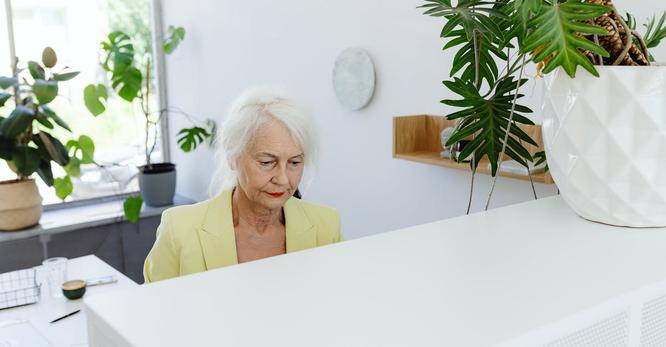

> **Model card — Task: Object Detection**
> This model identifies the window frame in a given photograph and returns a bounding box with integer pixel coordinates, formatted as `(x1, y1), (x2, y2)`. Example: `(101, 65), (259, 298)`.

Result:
(2, 0), (172, 211)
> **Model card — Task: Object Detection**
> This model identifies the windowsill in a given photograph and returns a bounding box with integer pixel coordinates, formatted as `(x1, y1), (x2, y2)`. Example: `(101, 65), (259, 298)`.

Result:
(0, 195), (195, 243)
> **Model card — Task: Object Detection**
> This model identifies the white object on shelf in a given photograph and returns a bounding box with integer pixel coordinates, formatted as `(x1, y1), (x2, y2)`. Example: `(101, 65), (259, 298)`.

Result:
(488, 159), (546, 175)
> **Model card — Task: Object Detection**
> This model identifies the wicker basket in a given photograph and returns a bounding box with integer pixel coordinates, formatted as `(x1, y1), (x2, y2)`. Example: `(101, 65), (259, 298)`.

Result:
(0, 179), (43, 231)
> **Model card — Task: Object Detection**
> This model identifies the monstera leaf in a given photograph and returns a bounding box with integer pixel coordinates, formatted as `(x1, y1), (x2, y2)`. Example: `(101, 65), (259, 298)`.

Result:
(177, 127), (211, 152)
(522, 0), (610, 77)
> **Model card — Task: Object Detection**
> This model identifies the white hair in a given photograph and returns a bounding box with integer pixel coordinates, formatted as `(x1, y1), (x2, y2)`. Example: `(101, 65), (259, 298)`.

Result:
(209, 88), (319, 197)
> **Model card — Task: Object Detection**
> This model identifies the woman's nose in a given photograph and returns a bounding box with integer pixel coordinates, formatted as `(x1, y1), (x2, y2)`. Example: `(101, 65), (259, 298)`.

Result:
(272, 164), (289, 185)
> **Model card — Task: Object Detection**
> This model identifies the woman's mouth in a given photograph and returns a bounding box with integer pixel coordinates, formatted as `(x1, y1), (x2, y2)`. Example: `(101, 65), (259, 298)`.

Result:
(267, 192), (285, 198)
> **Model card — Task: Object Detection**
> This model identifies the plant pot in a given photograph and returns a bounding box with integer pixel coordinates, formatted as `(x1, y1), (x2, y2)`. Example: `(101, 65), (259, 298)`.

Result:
(542, 66), (666, 227)
(0, 179), (43, 231)
(138, 162), (176, 207)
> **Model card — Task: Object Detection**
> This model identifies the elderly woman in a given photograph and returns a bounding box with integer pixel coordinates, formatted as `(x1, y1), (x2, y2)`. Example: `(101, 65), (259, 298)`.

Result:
(143, 89), (343, 283)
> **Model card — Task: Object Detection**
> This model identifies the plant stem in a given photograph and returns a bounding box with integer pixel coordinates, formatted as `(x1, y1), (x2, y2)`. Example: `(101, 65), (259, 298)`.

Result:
(485, 55), (527, 211)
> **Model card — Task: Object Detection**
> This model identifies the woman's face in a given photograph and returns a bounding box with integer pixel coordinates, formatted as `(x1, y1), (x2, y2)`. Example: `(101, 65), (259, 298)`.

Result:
(235, 119), (304, 210)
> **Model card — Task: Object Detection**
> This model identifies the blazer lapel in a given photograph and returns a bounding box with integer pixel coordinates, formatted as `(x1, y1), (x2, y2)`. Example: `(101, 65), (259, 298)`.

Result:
(196, 190), (239, 270)
(284, 197), (316, 252)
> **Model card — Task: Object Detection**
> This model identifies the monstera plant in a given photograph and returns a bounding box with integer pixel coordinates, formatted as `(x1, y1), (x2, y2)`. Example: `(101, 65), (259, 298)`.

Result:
(84, 26), (214, 222)
(421, 0), (666, 221)
(0, 47), (96, 230)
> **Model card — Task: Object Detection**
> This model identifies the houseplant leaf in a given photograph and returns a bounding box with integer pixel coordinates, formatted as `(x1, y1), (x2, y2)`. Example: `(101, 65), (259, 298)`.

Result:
(54, 176), (73, 200)
(0, 106), (34, 138)
(177, 126), (211, 152)
(0, 77), (18, 89)
(111, 66), (142, 102)
(0, 92), (11, 106)
(123, 195), (143, 223)
(12, 145), (41, 176)
(36, 160), (54, 186)
(28, 61), (45, 80)
(441, 77), (536, 175)
(163, 26), (186, 54)
(33, 131), (70, 165)
(40, 105), (71, 132)
(83, 84), (108, 116)
(521, 0), (610, 77)
(53, 71), (80, 81)
(33, 79), (59, 104)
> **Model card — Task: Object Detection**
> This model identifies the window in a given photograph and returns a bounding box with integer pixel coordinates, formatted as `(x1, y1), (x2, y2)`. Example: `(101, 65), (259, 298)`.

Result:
(0, 0), (163, 206)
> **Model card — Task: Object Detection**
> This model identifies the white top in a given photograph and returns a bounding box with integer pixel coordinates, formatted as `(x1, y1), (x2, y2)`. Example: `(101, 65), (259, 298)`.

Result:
(0, 255), (136, 346)
(84, 196), (666, 346)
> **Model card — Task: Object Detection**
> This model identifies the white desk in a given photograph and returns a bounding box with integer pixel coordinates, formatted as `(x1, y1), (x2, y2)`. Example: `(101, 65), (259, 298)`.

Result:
(0, 255), (136, 346)
(85, 196), (666, 346)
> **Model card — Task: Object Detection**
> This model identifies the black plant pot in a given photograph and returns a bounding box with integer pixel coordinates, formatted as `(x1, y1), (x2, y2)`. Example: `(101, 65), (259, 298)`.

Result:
(138, 162), (176, 207)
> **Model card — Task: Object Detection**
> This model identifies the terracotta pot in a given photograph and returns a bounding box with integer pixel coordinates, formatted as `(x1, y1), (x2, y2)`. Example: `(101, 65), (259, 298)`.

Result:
(0, 179), (43, 231)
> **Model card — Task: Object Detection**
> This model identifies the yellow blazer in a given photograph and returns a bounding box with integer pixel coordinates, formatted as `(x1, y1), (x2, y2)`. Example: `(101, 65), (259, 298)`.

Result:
(143, 189), (342, 283)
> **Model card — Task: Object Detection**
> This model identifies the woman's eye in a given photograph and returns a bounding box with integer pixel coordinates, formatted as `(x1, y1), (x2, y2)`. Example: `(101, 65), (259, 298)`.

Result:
(289, 161), (302, 166)
(259, 161), (274, 166)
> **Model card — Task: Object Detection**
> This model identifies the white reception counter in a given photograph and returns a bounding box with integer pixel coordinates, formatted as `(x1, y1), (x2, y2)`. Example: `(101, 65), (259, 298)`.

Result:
(84, 196), (666, 346)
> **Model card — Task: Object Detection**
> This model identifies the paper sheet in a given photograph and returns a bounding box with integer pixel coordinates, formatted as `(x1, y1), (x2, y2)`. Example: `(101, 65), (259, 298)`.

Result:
(0, 320), (51, 347)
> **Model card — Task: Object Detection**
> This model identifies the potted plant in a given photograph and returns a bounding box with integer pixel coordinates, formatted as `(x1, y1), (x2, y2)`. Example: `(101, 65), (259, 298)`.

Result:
(0, 47), (96, 231)
(421, 0), (666, 227)
(84, 26), (214, 222)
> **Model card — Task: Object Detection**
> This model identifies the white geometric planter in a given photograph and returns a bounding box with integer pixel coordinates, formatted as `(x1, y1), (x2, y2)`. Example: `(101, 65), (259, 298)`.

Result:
(542, 66), (666, 227)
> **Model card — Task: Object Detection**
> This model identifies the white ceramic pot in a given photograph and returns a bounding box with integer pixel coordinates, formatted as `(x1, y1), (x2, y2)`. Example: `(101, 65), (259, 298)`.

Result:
(0, 179), (43, 231)
(542, 66), (666, 227)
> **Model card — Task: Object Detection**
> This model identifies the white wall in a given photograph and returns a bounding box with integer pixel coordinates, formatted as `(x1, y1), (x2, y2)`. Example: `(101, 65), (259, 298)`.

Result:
(159, 0), (663, 239)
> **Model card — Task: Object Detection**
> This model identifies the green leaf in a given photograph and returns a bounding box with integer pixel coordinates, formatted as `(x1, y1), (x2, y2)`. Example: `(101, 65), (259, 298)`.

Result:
(33, 79), (59, 104)
(420, 0), (508, 40)
(34, 131), (69, 165)
(0, 137), (12, 160)
(111, 66), (142, 102)
(0, 77), (18, 89)
(0, 92), (11, 106)
(533, 150), (549, 173)
(0, 106), (34, 138)
(63, 156), (81, 177)
(77, 135), (95, 164)
(101, 31), (142, 101)
(101, 31), (135, 73)
(53, 71), (80, 81)
(644, 12), (666, 60)
(163, 26), (186, 54)
(123, 195), (143, 223)
(12, 145), (41, 176)
(441, 77), (536, 176)
(177, 126), (211, 152)
(28, 61), (45, 80)
(40, 105), (71, 132)
(83, 84), (108, 116)
(522, 1), (610, 78)
(34, 112), (54, 129)
(36, 160), (54, 186)
(54, 176), (73, 200)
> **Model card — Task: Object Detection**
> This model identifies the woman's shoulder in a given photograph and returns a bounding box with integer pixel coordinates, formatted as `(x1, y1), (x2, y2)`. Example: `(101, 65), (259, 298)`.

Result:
(158, 195), (223, 233)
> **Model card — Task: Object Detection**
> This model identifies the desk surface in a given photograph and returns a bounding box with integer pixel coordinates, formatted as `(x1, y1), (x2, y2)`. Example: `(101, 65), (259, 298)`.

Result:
(85, 196), (666, 346)
(0, 255), (136, 346)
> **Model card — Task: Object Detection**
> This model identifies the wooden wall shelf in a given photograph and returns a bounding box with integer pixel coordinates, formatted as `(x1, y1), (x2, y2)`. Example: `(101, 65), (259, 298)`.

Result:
(392, 115), (554, 184)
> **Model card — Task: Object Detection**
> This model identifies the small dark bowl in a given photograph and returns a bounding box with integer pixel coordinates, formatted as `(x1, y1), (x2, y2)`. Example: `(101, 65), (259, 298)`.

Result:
(62, 280), (86, 300)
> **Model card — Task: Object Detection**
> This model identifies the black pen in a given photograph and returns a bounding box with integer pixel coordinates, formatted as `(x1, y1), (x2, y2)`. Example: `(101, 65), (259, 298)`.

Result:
(50, 309), (80, 324)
